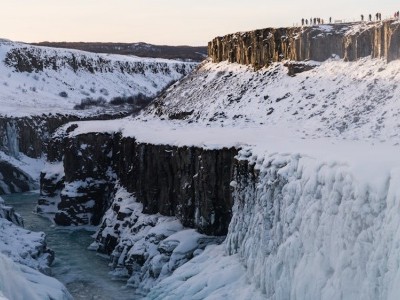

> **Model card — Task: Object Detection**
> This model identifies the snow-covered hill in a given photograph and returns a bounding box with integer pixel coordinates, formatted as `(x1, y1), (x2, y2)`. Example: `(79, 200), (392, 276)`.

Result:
(0, 39), (196, 117)
(142, 57), (400, 144)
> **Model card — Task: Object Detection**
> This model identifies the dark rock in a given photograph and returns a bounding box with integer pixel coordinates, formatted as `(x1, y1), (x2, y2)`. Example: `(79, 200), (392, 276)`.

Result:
(0, 160), (35, 194)
(42, 130), (237, 235)
(284, 61), (317, 76)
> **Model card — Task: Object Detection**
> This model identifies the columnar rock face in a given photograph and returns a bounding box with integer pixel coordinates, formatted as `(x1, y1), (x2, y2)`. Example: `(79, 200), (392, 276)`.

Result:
(208, 20), (400, 69)
(0, 113), (129, 159)
(40, 131), (237, 235)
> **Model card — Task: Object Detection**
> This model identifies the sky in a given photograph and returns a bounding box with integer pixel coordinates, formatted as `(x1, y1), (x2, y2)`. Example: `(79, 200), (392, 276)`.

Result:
(0, 1), (399, 46)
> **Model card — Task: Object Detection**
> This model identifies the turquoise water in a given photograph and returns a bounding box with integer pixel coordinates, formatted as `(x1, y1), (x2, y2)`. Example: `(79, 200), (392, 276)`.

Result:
(3, 192), (139, 300)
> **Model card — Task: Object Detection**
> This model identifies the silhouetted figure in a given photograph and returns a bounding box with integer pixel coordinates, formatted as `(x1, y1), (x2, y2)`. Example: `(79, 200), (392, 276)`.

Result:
(379, 13), (382, 20)
(361, 14), (364, 21)
(369, 14), (372, 21)
(314, 17), (316, 24)
(376, 13), (379, 21)
(302, 18), (304, 26)
(397, 11), (399, 18)
(305, 19), (308, 25)
(310, 18), (312, 25)
(329, 17), (332, 23)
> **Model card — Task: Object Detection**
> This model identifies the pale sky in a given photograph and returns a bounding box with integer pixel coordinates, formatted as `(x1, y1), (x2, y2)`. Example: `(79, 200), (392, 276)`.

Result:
(0, 1), (399, 46)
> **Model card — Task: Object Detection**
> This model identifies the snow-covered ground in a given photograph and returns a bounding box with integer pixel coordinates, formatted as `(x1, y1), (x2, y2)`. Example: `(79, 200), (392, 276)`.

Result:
(0, 39), (196, 117)
(142, 57), (400, 145)
(55, 55), (400, 299)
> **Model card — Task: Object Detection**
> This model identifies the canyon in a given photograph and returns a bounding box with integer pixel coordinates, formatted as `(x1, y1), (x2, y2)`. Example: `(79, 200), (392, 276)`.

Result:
(2, 19), (400, 299)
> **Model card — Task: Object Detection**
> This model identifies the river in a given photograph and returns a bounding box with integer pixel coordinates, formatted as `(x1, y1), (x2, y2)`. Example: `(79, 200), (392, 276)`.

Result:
(3, 191), (140, 300)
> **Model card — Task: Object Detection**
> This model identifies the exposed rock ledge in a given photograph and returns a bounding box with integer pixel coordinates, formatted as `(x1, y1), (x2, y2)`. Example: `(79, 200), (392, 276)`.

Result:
(208, 20), (400, 69)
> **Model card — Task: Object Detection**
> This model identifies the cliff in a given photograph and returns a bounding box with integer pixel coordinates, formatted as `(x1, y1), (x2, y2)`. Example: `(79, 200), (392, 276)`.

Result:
(208, 20), (400, 69)
(40, 128), (236, 236)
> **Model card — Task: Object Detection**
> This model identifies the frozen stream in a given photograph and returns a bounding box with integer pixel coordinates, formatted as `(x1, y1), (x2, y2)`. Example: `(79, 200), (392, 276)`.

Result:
(3, 192), (139, 300)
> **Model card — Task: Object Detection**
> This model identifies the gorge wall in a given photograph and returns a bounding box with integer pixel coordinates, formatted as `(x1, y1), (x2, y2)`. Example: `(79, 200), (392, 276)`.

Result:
(0, 112), (128, 195)
(208, 20), (400, 69)
(40, 127), (236, 236)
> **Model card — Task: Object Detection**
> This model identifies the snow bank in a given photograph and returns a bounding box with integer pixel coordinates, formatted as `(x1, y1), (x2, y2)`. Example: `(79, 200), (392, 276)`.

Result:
(0, 253), (72, 300)
(148, 244), (264, 300)
(0, 197), (71, 299)
(0, 205), (53, 273)
(91, 186), (222, 292)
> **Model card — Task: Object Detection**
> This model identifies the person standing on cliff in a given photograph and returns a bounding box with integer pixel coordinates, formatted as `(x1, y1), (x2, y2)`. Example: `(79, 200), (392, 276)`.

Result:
(361, 14), (364, 21)
(305, 19), (308, 25)
(369, 14), (372, 22)
(329, 17), (332, 23)
(302, 18), (304, 26)
(310, 18), (312, 25)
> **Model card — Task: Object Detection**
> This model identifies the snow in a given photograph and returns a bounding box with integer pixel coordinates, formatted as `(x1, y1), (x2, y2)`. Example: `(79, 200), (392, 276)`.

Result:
(0, 39), (196, 117)
(55, 54), (400, 299)
(139, 57), (400, 145)
(91, 186), (221, 293)
(0, 197), (71, 299)
(3, 29), (400, 298)
(148, 244), (264, 300)
(0, 253), (72, 300)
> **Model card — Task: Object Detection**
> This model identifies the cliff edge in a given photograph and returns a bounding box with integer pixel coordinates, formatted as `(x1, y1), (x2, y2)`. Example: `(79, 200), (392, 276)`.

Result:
(208, 20), (400, 69)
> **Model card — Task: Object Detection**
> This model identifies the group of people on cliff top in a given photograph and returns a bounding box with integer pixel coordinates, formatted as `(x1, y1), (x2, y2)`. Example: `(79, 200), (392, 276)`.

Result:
(360, 13), (381, 22)
(300, 11), (400, 26)
(301, 18), (327, 26)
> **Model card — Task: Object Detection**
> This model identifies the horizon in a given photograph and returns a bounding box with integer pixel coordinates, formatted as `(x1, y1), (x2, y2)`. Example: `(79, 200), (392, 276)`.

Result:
(1, 0), (400, 46)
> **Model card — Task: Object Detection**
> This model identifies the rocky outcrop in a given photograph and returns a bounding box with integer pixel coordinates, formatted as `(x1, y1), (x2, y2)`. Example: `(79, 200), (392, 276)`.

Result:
(208, 20), (400, 69)
(0, 197), (24, 226)
(0, 112), (128, 196)
(0, 160), (36, 194)
(5, 46), (193, 75)
(40, 130), (237, 236)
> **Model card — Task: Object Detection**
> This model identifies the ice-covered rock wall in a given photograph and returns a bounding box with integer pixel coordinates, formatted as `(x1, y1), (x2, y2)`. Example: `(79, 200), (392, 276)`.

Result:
(209, 20), (400, 69)
(226, 149), (400, 300)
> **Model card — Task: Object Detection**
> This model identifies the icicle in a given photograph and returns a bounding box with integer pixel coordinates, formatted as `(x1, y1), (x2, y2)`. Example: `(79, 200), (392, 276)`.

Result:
(5, 122), (19, 159)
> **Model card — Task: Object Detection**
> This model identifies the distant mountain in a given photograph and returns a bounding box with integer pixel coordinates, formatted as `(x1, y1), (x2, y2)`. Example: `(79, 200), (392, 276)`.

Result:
(31, 42), (208, 62)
